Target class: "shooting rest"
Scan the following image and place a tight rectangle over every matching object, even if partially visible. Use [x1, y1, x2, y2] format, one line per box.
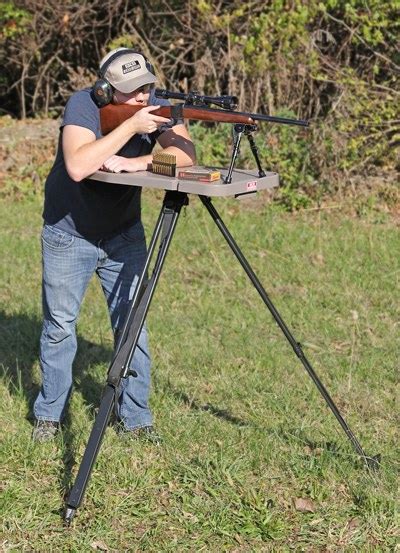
[86, 166, 278, 197]
[64, 167, 378, 524]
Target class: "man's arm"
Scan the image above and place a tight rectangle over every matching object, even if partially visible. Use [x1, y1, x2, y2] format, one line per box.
[63, 106, 170, 182]
[156, 123, 196, 167]
[101, 123, 196, 174]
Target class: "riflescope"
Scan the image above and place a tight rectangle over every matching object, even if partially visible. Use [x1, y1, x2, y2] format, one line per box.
[155, 89, 238, 110]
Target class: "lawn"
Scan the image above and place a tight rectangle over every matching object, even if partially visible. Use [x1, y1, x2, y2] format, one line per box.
[0, 191, 398, 551]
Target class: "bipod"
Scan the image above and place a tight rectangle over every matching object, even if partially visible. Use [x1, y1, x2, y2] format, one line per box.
[224, 124, 266, 184]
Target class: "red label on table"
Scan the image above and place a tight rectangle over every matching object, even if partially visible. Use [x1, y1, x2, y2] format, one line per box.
[246, 181, 257, 191]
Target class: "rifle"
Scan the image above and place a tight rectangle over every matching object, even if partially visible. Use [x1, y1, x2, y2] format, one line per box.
[100, 89, 309, 183]
[99, 89, 309, 135]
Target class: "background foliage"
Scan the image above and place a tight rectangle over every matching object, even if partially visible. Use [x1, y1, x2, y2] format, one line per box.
[0, 0, 399, 204]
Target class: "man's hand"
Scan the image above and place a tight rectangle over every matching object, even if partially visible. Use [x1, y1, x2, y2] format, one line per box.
[128, 105, 171, 135]
[101, 155, 148, 173]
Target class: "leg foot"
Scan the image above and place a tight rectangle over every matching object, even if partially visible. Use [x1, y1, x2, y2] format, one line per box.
[64, 506, 76, 526]
[365, 454, 381, 472]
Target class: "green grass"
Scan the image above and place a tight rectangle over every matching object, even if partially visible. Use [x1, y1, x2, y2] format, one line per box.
[0, 192, 399, 551]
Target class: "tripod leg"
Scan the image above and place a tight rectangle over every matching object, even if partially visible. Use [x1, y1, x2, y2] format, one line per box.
[199, 195, 379, 470]
[108, 191, 188, 386]
[113, 200, 167, 355]
[64, 384, 115, 525]
[64, 191, 188, 524]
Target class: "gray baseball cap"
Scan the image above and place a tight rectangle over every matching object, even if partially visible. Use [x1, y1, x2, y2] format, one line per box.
[100, 48, 157, 93]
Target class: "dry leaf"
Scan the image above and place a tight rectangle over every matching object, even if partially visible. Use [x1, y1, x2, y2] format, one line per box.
[311, 253, 325, 266]
[350, 310, 359, 321]
[347, 517, 361, 531]
[90, 541, 109, 551]
[182, 511, 199, 522]
[294, 497, 316, 513]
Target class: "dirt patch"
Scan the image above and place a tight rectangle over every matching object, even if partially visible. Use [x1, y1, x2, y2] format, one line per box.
[0, 116, 60, 188]
[0, 116, 59, 144]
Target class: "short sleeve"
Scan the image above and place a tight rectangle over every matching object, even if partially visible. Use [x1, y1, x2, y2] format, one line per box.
[62, 89, 101, 137]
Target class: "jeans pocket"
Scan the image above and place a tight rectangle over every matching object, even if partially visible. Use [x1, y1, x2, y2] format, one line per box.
[42, 224, 75, 250]
[121, 221, 145, 243]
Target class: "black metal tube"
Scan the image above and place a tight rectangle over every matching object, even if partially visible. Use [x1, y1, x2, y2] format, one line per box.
[245, 131, 266, 178]
[224, 126, 244, 184]
[251, 112, 309, 127]
[155, 89, 238, 110]
[199, 195, 375, 467]
[113, 206, 166, 357]
[108, 192, 187, 385]
[64, 384, 115, 522]
[190, 104, 309, 127]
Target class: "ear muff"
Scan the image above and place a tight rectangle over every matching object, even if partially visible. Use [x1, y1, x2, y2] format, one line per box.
[92, 79, 114, 107]
[92, 48, 155, 108]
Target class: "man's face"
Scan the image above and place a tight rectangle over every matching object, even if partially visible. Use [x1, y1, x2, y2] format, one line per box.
[113, 85, 151, 105]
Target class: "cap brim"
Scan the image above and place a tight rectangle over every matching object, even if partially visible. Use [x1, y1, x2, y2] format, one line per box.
[112, 74, 157, 94]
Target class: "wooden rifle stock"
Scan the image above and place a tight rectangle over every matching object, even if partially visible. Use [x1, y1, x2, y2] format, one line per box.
[100, 104, 253, 135]
[99, 104, 308, 135]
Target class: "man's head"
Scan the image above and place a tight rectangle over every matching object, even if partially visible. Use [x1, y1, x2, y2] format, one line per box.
[99, 48, 156, 93]
[93, 47, 156, 106]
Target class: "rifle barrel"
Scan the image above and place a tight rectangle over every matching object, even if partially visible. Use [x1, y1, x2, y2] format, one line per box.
[249, 112, 309, 127]
[175, 105, 308, 127]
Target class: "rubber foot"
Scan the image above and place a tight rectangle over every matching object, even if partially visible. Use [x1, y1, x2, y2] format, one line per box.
[365, 454, 381, 471]
[64, 506, 76, 526]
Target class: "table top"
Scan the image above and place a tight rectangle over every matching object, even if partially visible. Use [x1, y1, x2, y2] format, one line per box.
[89, 167, 279, 198]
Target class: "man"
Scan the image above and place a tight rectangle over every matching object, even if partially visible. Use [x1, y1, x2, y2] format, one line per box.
[32, 47, 196, 442]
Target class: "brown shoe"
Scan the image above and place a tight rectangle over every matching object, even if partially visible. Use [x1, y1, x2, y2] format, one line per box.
[32, 420, 59, 442]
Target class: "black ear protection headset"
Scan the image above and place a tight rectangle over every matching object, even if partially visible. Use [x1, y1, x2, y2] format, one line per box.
[92, 48, 155, 107]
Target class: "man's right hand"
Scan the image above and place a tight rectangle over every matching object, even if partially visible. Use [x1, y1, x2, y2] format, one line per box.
[129, 105, 171, 135]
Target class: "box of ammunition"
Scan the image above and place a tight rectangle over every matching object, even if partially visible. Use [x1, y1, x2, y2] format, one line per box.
[178, 169, 221, 182]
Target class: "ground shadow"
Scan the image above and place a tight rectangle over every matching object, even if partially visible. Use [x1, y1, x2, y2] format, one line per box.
[0, 308, 252, 429]
[0, 309, 116, 500]
[0, 309, 113, 419]
[1, 309, 250, 492]
[272, 423, 349, 459]
[157, 378, 249, 427]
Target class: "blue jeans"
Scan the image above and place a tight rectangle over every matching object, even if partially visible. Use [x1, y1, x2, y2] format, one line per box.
[33, 221, 152, 430]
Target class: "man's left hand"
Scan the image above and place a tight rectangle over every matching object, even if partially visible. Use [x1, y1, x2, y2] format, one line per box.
[101, 155, 147, 173]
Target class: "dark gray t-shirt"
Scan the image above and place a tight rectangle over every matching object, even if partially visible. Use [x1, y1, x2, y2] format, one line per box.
[43, 88, 176, 240]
